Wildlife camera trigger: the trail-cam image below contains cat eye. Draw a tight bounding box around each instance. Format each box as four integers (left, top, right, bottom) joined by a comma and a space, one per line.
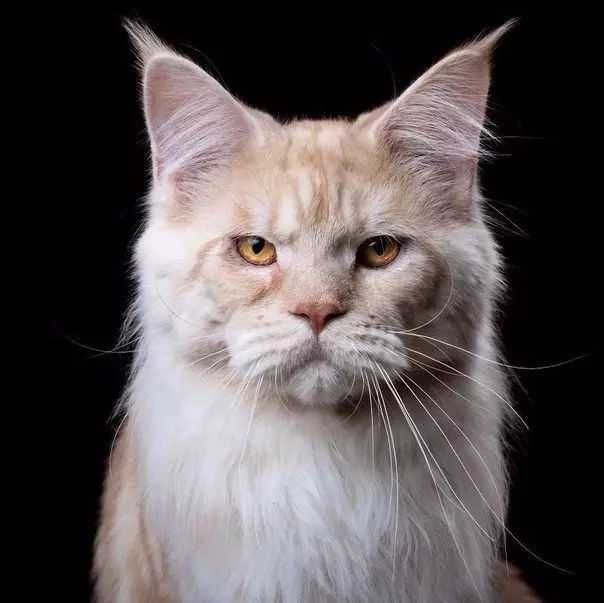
356, 235, 400, 268
236, 236, 277, 266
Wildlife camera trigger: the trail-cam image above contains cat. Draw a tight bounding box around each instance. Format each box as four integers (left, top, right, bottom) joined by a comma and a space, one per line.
94, 21, 540, 602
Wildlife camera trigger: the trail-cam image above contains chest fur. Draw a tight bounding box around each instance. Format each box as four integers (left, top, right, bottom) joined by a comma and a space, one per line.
135, 384, 499, 602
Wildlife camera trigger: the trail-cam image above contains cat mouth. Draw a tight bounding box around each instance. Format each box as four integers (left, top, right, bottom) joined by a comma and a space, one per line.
283, 342, 334, 377
299, 342, 330, 365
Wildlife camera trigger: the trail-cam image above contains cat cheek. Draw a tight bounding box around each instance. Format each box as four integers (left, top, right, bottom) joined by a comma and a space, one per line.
247, 266, 283, 304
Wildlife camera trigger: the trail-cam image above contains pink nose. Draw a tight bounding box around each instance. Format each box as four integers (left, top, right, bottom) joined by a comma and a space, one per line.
290, 302, 345, 335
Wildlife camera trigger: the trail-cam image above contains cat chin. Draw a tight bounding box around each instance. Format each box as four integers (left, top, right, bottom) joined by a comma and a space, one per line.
285, 360, 351, 407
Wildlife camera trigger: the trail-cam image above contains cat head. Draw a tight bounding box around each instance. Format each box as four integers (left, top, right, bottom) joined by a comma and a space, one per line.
127, 22, 510, 407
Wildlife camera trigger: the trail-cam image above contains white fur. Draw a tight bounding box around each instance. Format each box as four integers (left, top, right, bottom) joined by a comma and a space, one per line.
129, 338, 506, 602
123, 205, 509, 602
106, 20, 516, 603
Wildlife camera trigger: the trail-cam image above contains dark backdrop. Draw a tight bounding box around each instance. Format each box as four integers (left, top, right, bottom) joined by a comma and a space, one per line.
63, 7, 597, 602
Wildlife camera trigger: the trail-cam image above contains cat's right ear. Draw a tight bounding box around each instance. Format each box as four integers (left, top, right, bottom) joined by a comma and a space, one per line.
355, 22, 514, 201
124, 21, 263, 195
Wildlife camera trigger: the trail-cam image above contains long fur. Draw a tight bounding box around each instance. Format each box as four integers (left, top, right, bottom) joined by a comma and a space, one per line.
94, 21, 535, 603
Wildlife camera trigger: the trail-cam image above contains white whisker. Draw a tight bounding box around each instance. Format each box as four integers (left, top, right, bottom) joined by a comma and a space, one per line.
403, 255, 455, 334
273, 364, 293, 414
154, 279, 207, 330
194, 352, 231, 379
184, 347, 230, 369
401, 371, 504, 526
481, 196, 528, 238
379, 367, 493, 540
211, 361, 259, 447
364, 369, 376, 481
398, 331, 585, 372
396, 373, 494, 548
239, 372, 264, 548
64, 331, 148, 357
422, 378, 571, 574
401, 370, 573, 575
406, 347, 528, 429
407, 357, 498, 418
369, 364, 399, 588
108, 405, 133, 485
374, 364, 482, 597
341, 369, 366, 423
401, 369, 509, 570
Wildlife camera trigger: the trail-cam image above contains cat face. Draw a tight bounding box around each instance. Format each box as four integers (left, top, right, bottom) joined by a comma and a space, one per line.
130, 24, 503, 407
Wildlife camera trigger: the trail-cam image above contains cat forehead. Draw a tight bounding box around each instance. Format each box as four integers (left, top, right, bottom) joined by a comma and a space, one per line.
235, 120, 397, 241
285, 119, 352, 152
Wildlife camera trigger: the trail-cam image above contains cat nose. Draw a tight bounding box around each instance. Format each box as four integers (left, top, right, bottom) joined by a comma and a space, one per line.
290, 302, 346, 335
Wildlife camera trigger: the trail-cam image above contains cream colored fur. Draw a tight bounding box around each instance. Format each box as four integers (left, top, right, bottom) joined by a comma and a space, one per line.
94, 21, 536, 603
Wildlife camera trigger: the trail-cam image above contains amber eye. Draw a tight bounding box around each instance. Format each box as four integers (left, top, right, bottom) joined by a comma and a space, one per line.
236, 236, 277, 266
356, 235, 400, 268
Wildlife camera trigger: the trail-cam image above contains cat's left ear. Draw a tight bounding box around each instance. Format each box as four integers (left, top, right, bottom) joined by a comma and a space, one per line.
124, 20, 268, 197
359, 22, 514, 198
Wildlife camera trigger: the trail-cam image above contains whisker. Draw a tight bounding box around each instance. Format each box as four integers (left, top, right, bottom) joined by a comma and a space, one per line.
401, 369, 509, 570
108, 404, 134, 486
396, 366, 573, 575
369, 369, 395, 522
194, 353, 231, 379
364, 369, 376, 480
238, 372, 264, 547
404, 255, 456, 334
398, 331, 586, 372
343, 369, 358, 402
374, 364, 481, 596
273, 364, 293, 414
214, 364, 243, 395
404, 336, 455, 364
382, 367, 494, 542
367, 41, 398, 98
341, 369, 366, 423
406, 348, 528, 429
408, 374, 574, 575
154, 279, 206, 330
369, 364, 399, 588
63, 332, 145, 357
184, 347, 230, 369
278, 364, 292, 410
211, 360, 259, 444
406, 358, 498, 418
481, 196, 528, 238
401, 371, 505, 527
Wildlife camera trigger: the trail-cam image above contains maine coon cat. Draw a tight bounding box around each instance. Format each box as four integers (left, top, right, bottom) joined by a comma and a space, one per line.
94, 21, 540, 602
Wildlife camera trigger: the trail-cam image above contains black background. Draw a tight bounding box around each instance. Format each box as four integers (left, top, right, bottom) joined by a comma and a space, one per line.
62, 6, 598, 602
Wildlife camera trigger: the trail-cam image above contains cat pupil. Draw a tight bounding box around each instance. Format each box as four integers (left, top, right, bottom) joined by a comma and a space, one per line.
251, 237, 265, 254
372, 237, 386, 255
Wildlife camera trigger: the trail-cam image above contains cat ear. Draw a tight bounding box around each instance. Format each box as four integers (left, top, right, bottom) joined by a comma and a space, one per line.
363, 22, 514, 196
124, 21, 263, 192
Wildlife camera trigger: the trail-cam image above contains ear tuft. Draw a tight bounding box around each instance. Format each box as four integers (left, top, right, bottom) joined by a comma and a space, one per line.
363, 21, 515, 196
467, 19, 518, 58
123, 20, 261, 194
123, 19, 176, 74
